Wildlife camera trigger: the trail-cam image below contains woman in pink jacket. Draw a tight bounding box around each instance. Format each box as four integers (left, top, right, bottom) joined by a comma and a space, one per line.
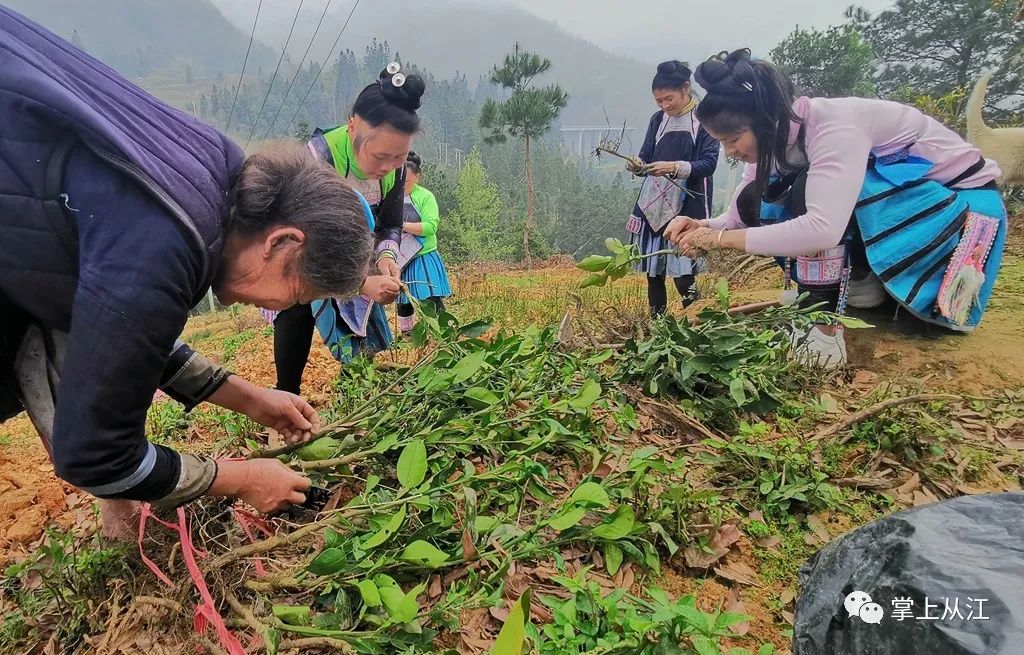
666, 49, 1006, 369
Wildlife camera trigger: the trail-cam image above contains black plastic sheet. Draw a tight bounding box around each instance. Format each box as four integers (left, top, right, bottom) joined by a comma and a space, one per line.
794, 492, 1024, 655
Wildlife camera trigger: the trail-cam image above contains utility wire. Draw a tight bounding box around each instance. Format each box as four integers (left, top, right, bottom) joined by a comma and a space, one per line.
281, 0, 360, 137
245, 0, 307, 148
259, 0, 333, 144
225, 0, 263, 132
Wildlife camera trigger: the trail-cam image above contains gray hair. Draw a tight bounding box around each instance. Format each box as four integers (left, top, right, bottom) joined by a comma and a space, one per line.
231, 144, 372, 297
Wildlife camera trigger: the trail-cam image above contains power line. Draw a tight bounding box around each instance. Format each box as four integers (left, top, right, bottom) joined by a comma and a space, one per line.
245, 0, 307, 148
258, 0, 333, 144
226, 0, 263, 133
282, 0, 360, 137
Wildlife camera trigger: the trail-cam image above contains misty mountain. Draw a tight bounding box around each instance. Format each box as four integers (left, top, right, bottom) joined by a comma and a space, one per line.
3, 0, 274, 79
212, 0, 666, 130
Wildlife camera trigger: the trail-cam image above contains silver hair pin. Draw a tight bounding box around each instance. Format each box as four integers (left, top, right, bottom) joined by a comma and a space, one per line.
742, 82, 753, 92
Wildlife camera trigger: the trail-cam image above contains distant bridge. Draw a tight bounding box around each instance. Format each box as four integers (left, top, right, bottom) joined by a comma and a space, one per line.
434, 124, 639, 172
559, 125, 638, 158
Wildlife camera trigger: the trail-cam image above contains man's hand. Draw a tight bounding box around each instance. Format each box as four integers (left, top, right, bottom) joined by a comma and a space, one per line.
377, 257, 401, 282
208, 459, 311, 513
207, 378, 320, 444
361, 275, 401, 305
663, 216, 707, 245
643, 161, 678, 177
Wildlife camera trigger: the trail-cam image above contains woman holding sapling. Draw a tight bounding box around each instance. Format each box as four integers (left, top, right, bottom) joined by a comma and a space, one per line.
665, 49, 1007, 370
626, 60, 720, 317
267, 63, 426, 384
395, 151, 452, 334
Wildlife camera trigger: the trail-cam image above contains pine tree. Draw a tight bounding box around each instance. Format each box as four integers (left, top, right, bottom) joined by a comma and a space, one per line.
479, 44, 567, 267
848, 0, 1023, 114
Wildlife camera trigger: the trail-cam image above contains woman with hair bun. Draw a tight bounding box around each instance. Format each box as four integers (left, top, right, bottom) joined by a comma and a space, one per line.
269, 64, 427, 387
665, 49, 1006, 369
626, 60, 720, 317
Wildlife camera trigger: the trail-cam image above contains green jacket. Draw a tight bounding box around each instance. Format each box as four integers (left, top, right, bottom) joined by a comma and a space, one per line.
313, 125, 404, 246
407, 185, 440, 255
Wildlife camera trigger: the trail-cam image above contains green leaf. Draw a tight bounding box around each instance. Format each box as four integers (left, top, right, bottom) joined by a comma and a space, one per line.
380, 586, 419, 623
356, 579, 382, 607
464, 386, 500, 409
411, 319, 429, 347
272, 605, 311, 626
647, 588, 673, 607
265, 628, 281, 655
717, 612, 753, 632
489, 589, 531, 655
603, 542, 624, 576
759, 480, 774, 495
835, 315, 875, 329
399, 540, 450, 568
453, 350, 487, 384
570, 379, 602, 411
693, 635, 720, 655
295, 437, 343, 462
674, 603, 715, 631
586, 349, 614, 365
715, 277, 730, 309
729, 377, 748, 407
605, 237, 626, 254
307, 547, 346, 576
397, 440, 427, 490
475, 515, 500, 533
365, 474, 381, 493
607, 263, 630, 281
577, 255, 613, 272
548, 506, 588, 531
570, 481, 611, 508
757, 645, 776, 655
362, 505, 407, 550
459, 320, 492, 338
579, 272, 609, 289
592, 505, 636, 540
323, 526, 343, 549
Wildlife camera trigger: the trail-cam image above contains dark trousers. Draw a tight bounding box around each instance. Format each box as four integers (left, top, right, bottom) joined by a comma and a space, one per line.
272, 303, 315, 395
397, 297, 445, 318
647, 274, 697, 317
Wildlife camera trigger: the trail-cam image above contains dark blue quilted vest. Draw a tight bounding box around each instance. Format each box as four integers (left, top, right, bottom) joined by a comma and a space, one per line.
0, 5, 244, 328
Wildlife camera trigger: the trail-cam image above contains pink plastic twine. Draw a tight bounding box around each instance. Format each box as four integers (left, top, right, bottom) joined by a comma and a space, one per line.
138, 504, 248, 655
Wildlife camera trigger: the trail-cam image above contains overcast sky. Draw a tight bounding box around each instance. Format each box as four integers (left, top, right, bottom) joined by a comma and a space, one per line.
499, 0, 896, 63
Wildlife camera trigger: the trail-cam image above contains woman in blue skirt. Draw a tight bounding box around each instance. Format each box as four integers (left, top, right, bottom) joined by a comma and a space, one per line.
626, 61, 720, 317
397, 151, 453, 333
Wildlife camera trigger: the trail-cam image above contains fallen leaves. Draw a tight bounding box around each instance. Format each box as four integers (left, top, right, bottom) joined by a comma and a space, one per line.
714, 560, 762, 588
804, 515, 832, 546
684, 523, 742, 569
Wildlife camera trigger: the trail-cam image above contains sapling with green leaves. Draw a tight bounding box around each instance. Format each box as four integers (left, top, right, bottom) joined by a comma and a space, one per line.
577, 238, 676, 289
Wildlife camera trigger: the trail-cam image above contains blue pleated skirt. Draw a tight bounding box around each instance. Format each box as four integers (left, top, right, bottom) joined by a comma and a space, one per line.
400, 250, 452, 304
311, 298, 393, 364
